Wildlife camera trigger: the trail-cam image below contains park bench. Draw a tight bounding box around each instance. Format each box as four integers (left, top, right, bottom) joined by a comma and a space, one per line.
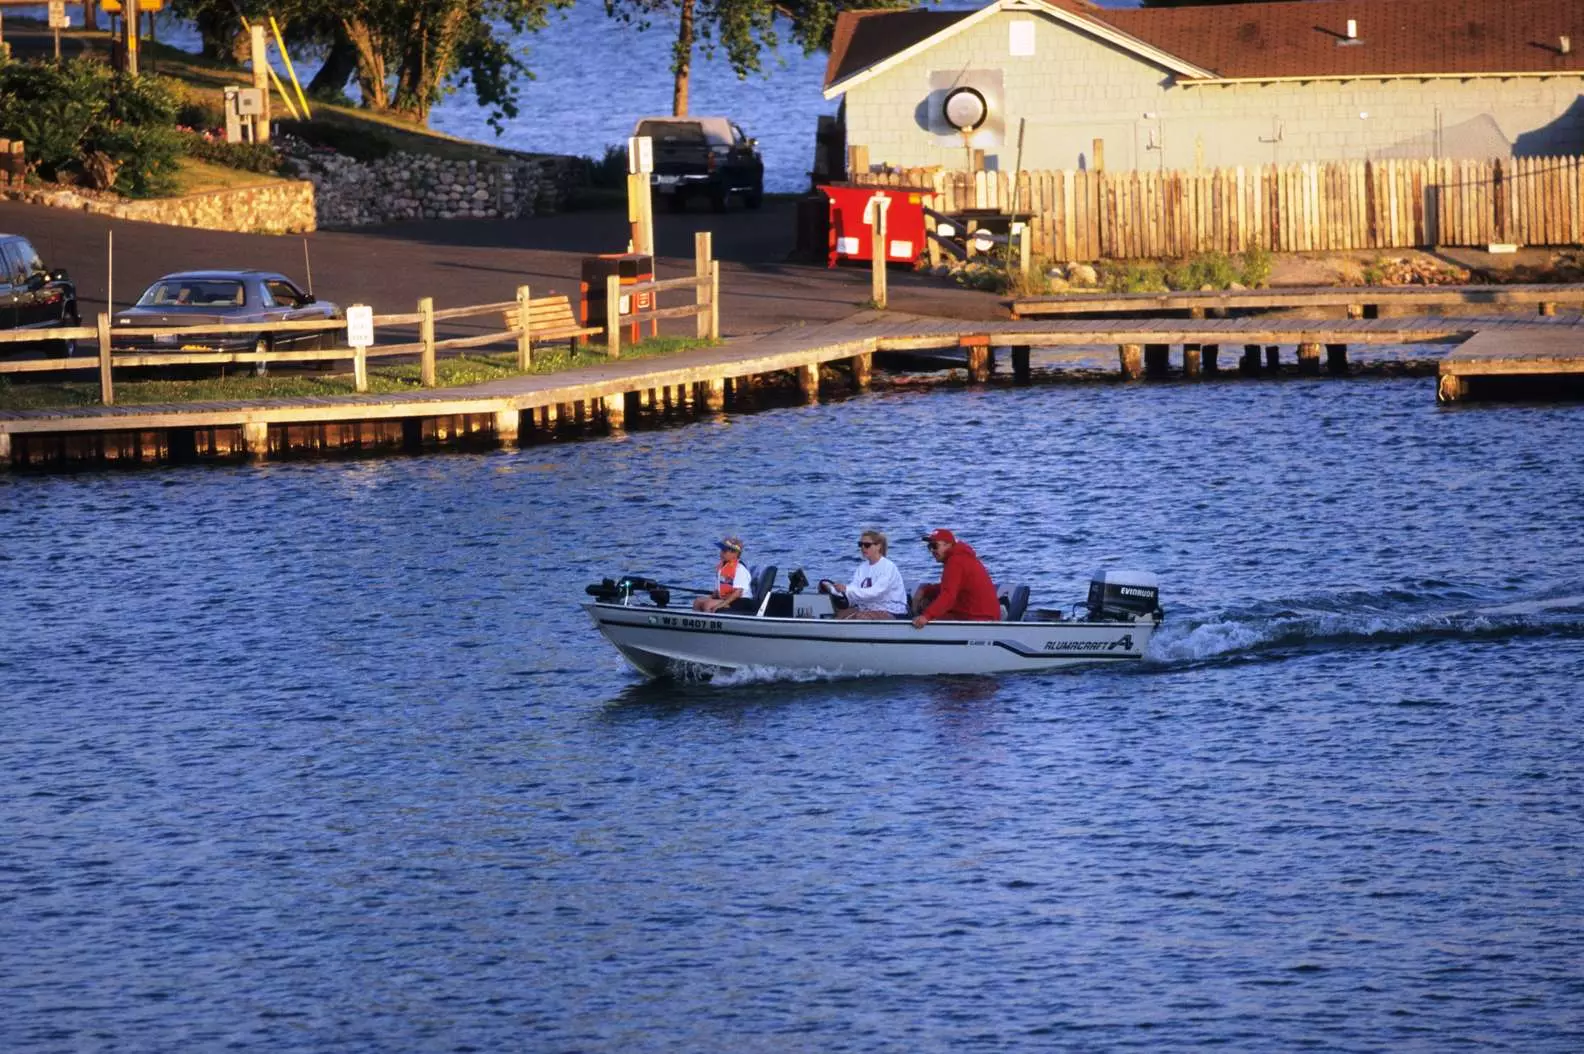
502, 294, 603, 351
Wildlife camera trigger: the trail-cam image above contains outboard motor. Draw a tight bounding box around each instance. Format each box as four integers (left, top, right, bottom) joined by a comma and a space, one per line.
1086, 570, 1162, 622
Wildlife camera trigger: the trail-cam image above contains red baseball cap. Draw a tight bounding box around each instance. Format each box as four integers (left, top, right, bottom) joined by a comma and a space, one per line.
921, 528, 956, 545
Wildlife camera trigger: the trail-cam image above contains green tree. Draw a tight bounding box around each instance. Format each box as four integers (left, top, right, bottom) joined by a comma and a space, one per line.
604, 0, 906, 118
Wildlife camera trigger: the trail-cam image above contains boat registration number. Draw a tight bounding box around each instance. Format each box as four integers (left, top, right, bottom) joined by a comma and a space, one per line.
647, 615, 723, 630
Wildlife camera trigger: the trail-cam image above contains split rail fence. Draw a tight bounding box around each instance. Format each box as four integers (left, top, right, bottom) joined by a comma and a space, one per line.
856, 155, 1584, 262
0, 234, 720, 406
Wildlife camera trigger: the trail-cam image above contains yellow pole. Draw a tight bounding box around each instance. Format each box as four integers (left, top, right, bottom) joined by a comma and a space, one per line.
239, 15, 302, 121
268, 15, 312, 120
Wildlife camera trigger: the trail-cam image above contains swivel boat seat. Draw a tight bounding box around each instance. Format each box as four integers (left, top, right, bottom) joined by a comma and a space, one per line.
998, 584, 1031, 622
751, 565, 778, 615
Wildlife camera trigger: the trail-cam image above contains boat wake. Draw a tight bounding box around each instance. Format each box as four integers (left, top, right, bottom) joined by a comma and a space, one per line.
1149, 582, 1584, 665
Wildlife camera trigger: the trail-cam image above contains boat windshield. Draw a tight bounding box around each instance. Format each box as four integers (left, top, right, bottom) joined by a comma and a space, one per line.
137, 280, 246, 308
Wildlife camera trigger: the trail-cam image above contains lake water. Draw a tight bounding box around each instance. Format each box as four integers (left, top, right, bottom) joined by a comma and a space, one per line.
4, 372, 1584, 1051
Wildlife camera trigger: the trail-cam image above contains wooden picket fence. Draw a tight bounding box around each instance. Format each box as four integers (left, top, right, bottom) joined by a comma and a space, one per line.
856, 156, 1584, 261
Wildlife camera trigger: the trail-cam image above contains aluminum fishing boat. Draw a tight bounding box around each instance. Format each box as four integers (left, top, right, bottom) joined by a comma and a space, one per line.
584, 569, 1162, 679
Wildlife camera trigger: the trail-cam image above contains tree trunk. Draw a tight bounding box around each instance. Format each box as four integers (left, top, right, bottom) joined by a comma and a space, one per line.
671, 0, 694, 117
82, 0, 99, 33
342, 17, 390, 110
308, 37, 360, 99
392, 5, 467, 123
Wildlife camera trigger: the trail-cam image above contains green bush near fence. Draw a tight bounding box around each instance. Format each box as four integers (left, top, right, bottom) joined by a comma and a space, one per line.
0, 58, 185, 198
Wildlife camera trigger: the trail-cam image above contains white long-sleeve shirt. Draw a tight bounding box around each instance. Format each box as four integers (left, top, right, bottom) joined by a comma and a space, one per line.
844, 556, 908, 615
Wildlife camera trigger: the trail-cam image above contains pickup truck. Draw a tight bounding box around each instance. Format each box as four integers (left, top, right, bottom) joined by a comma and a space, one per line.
633, 116, 764, 212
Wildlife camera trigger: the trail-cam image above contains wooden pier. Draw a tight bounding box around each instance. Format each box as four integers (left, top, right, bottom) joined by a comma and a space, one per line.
1010, 283, 1584, 320
4, 311, 1582, 468
1437, 329, 1584, 402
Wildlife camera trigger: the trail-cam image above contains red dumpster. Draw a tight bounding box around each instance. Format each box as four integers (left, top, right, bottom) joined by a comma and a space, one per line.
816, 183, 930, 269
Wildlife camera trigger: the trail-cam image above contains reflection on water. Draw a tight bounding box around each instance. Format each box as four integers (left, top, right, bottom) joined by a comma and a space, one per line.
4, 375, 1584, 1051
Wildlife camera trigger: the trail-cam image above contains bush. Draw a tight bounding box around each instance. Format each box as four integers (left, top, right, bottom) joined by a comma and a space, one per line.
1238, 244, 1273, 288
275, 119, 394, 161
1098, 261, 1167, 293
179, 132, 283, 175
584, 143, 628, 189
1165, 250, 1238, 291
0, 58, 183, 197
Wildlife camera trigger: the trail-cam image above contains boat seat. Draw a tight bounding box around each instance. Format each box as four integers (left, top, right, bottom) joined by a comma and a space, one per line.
998, 583, 1031, 622
750, 565, 777, 614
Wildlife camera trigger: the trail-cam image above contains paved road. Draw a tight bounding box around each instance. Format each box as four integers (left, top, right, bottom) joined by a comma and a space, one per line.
0, 198, 1007, 339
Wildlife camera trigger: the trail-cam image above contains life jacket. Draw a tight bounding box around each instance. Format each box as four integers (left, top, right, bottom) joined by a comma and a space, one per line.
717, 557, 741, 597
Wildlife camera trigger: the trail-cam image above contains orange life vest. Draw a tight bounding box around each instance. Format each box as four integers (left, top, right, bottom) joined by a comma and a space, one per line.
716, 557, 741, 597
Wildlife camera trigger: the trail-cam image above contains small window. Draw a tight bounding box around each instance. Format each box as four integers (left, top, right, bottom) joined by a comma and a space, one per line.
1010, 20, 1036, 57
263, 280, 305, 307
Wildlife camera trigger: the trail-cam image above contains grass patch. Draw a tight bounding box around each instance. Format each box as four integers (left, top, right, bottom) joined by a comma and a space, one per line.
169, 157, 290, 195
0, 337, 714, 411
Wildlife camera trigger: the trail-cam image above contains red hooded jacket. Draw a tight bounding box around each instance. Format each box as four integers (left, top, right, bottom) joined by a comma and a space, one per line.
922, 542, 1001, 622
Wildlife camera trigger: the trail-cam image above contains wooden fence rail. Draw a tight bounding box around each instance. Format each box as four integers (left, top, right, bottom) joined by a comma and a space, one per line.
0, 233, 721, 404
857, 155, 1584, 262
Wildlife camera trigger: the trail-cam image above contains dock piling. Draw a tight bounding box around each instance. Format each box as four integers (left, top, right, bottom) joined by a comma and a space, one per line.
1240, 344, 1261, 375
1326, 343, 1349, 374
1265, 345, 1281, 371
1011, 346, 1031, 384
1297, 342, 1322, 375
1144, 343, 1170, 378
797, 364, 820, 402
419, 298, 436, 387
851, 353, 873, 391
1203, 344, 1220, 374
494, 409, 520, 447
1182, 344, 1202, 378
1119, 344, 1143, 380
242, 421, 269, 459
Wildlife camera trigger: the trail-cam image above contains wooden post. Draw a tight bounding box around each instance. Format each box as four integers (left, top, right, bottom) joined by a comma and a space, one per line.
418, 296, 436, 386
1297, 342, 1322, 375
1144, 343, 1170, 378
1017, 223, 1031, 280
0, 431, 10, 468
494, 409, 520, 447
241, 421, 269, 459
1188, 306, 1206, 320
1203, 344, 1220, 374
797, 364, 819, 402
1182, 343, 1202, 378
846, 144, 869, 178
963, 337, 991, 383
694, 232, 712, 339
626, 171, 653, 256
1011, 346, 1031, 384
1265, 345, 1281, 371
1092, 138, 1105, 172
516, 284, 533, 370
249, 25, 269, 142
1241, 344, 1262, 376
870, 193, 889, 309
1437, 372, 1464, 403
605, 274, 622, 357
96, 313, 113, 405
353, 346, 368, 392
704, 378, 726, 410
1119, 344, 1143, 380
1539, 301, 1557, 317
709, 260, 720, 340
851, 353, 872, 391
1346, 303, 1364, 320
1325, 343, 1349, 374
604, 394, 627, 432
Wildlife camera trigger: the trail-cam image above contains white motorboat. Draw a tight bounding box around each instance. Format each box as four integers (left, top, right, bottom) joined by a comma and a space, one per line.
584, 569, 1163, 679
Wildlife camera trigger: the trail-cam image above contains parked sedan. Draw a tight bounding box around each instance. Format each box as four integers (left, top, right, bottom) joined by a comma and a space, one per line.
0, 232, 80, 354
113, 270, 342, 375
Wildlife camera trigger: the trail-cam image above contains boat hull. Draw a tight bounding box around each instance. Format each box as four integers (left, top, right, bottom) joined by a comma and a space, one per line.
583, 601, 1156, 678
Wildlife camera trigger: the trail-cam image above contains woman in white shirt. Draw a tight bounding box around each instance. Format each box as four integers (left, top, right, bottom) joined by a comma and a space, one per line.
820, 530, 909, 619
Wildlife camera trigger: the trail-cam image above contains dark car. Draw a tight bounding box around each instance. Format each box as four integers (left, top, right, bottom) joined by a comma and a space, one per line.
634, 116, 764, 212
113, 270, 341, 376
0, 233, 80, 353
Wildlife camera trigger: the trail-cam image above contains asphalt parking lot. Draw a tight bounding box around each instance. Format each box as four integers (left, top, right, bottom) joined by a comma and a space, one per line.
0, 197, 1007, 343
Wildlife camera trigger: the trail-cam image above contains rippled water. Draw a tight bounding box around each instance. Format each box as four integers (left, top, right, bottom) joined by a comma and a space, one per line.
5, 374, 1584, 1050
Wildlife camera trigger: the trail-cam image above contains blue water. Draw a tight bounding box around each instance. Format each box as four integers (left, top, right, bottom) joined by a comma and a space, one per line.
4, 372, 1584, 1050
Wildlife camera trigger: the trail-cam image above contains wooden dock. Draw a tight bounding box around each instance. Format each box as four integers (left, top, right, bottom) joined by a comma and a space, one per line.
4, 311, 1582, 468
1009, 283, 1584, 320
1437, 328, 1584, 402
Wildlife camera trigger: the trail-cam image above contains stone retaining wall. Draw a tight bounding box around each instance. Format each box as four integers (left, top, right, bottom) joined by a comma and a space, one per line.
2, 180, 318, 233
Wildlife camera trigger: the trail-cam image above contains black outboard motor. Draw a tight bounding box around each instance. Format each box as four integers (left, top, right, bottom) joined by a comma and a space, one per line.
1086, 570, 1162, 622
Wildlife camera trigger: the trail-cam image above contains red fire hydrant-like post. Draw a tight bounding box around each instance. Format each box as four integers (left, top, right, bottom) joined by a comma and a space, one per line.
865, 192, 891, 310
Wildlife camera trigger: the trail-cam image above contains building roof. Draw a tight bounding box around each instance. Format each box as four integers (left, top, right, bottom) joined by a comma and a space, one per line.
825, 0, 1584, 92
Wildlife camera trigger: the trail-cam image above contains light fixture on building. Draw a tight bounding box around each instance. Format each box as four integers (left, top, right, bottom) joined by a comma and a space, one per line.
943, 86, 990, 133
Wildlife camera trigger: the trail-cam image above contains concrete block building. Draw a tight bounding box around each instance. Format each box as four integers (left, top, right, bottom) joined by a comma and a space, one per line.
824, 0, 1584, 174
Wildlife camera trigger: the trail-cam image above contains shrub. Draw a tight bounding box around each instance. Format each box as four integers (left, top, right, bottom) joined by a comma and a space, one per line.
1238, 243, 1273, 288
1097, 260, 1167, 293
0, 59, 183, 197
1165, 250, 1238, 291
179, 132, 283, 175
275, 119, 394, 161
585, 143, 628, 189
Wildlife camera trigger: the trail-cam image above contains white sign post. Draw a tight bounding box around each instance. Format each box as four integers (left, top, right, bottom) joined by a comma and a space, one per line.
346, 304, 374, 392
48, 0, 69, 60
863, 193, 892, 310
626, 135, 654, 256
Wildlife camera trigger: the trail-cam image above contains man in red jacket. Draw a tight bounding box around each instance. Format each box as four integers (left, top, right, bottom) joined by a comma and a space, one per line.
911, 528, 1001, 628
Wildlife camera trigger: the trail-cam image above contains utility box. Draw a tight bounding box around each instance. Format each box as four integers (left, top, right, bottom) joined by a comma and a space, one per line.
581, 254, 654, 343
223, 86, 266, 144
815, 183, 929, 268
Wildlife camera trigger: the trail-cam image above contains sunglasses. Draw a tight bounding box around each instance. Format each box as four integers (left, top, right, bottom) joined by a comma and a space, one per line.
858, 541, 878, 549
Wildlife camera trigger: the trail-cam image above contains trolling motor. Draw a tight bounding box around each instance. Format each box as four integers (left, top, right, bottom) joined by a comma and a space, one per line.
787, 568, 809, 594
584, 575, 673, 607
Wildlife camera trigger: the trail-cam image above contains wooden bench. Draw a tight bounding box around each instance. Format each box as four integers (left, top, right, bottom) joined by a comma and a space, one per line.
502, 294, 603, 350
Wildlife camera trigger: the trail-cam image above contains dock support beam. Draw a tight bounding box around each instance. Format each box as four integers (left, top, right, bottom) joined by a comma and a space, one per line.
495, 409, 520, 447
797, 364, 820, 402
1011, 346, 1031, 384
1144, 343, 1170, 378
1297, 342, 1322, 375
1119, 344, 1143, 380
1325, 343, 1349, 375
1202, 344, 1220, 375
1, 431, 13, 468
604, 395, 626, 432
1182, 343, 1202, 378
1241, 344, 1262, 375
242, 421, 269, 460
961, 335, 991, 383
851, 353, 872, 391
1265, 345, 1281, 371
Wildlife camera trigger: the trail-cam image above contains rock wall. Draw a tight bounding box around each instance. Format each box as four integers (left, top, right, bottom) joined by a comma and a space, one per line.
280, 141, 584, 228
2, 181, 318, 234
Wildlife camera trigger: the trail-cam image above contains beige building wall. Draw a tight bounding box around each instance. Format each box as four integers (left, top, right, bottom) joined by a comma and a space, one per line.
841, 11, 1584, 174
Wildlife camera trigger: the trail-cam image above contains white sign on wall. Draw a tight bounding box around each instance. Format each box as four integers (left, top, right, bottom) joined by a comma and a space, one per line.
1009, 21, 1035, 57
48, 0, 71, 28
628, 136, 653, 175
346, 305, 374, 348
